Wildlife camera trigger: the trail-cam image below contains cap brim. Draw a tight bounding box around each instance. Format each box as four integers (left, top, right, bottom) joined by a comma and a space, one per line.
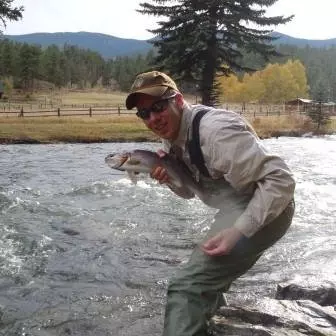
126, 86, 168, 110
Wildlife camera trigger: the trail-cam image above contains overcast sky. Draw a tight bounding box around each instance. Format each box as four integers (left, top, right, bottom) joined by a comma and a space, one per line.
4, 0, 336, 40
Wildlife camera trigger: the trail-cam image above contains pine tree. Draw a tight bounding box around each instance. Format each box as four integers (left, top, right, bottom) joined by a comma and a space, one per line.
18, 43, 41, 89
0, 0, 24, 33
138, 0, 293, 106
307, 83, 331, 132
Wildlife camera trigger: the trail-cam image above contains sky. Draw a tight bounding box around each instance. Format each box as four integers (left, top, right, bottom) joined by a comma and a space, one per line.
3, 0, 336, 41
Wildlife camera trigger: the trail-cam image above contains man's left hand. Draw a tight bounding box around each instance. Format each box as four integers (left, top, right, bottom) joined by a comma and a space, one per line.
201, 227, 243, 256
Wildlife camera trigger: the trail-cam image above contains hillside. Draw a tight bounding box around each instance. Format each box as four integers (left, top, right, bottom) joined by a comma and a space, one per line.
3, 31, 336, 59
3, 31, 153, 58
272, 32, 336, 48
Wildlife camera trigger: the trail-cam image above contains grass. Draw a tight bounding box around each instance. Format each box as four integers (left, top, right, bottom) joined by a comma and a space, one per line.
0, 89, 128, 111
250, 115, 336, 138
58, 90, 128, 106
0, 114, 334, 144
0, 90, 335, 143
0, 115, 158, 143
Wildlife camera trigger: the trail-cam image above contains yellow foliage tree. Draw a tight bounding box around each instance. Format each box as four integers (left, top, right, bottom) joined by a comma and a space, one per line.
260, 63, 299, 103
240, 73, 266, 103
285, 59, 309, 98
217, 59, 309, 103
217, 74, 243, 103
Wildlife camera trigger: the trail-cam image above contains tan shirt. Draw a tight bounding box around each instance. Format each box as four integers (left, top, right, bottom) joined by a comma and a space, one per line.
162, 103, 295, 238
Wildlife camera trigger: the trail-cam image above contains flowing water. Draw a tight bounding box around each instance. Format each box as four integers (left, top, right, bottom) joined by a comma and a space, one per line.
0, 136, 335, 336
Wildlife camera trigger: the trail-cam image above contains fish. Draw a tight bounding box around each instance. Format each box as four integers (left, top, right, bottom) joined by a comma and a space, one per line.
105, 149, 204, 199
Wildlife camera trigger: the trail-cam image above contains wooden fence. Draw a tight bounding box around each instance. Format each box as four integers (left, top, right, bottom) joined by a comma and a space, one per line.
0, 102, 334, 118
0, 105, 131, 118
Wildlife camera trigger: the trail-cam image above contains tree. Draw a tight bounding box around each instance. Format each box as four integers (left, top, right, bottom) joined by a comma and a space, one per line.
138, 0, 293, 106
261, 63, 298, 103
217, 59, 309, 104
0, 0, 24, 33
307, 83, 331, 131
285, 59, 309, 97
40, 45, 64, 87
18, 43, 41, 89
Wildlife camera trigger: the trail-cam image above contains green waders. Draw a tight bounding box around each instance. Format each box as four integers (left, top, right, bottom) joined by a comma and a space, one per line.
163, 200, 295, 336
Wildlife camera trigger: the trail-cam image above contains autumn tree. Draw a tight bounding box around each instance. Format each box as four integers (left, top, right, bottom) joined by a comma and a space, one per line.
240, 72, 266, 103
217, 59, 309, 103
285, 59, 309, 97
0, 0, 24, 34
260, 63, 297, 103
138, 0, 293, 106
218, 74, 242, 103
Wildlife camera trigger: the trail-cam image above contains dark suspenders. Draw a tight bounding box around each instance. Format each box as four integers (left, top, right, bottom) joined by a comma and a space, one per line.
188, 110, 210, 178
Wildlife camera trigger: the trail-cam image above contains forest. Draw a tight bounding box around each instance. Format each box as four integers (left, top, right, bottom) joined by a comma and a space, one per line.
0, 38, 335, 103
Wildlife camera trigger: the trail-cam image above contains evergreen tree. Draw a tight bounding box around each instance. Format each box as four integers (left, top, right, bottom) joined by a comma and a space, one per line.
138, 0, 293, 106
18, 43, 41, 89
40, 45, 63, 87
0, 39, 15, 76
307, 83, 331, 131
0, 0, 24, 33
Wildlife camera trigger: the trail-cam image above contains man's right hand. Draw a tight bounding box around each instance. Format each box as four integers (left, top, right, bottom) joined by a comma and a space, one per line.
150, 150, 170, 184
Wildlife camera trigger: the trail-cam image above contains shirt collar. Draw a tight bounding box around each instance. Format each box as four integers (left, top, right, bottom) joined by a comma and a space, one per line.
171, 102, 194, 150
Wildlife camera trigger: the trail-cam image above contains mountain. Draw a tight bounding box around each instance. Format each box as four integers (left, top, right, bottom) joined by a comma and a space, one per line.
271, 32, 336, 48
3, 31, 336, 59
2, 31, 153, 58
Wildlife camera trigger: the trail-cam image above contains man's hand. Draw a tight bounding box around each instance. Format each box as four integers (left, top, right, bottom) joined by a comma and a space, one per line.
150, 149, 169, 184
201, 227, 244, 256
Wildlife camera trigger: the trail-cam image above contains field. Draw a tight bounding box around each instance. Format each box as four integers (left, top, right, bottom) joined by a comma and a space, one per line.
0, 90, 335, 143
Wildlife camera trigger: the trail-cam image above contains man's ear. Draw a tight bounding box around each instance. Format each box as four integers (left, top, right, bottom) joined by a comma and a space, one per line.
175, 93, 184, 108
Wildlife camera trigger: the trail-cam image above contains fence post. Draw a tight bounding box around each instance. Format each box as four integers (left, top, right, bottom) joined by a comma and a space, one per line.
19, 107, 24, 117
89, 107, 92, 117
57, 107, 60, 117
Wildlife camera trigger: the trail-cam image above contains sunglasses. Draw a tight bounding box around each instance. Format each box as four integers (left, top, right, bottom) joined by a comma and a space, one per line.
136, 98, 173, 120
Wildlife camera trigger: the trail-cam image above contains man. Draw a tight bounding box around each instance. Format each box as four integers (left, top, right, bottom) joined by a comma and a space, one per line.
125, 71, 295, 336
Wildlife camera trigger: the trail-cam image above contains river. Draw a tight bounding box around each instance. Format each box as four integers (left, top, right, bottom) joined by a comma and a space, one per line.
0, 136, 335, 336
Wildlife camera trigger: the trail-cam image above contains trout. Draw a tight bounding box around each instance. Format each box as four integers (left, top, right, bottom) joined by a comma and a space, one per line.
105, 149, 204, 199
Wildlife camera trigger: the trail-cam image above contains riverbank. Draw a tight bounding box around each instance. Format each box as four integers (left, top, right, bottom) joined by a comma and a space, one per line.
0, 114, 335, 144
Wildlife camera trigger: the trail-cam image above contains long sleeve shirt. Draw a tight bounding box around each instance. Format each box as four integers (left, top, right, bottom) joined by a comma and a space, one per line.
162, 103, 295, 238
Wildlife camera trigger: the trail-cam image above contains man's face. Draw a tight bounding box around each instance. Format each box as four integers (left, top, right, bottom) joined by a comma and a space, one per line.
136, 94, 182, 141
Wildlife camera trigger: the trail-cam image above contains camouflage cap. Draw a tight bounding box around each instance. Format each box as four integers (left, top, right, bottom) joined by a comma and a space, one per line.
125, 71, 179, 109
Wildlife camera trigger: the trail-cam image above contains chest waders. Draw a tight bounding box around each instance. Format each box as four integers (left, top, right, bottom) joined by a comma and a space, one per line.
163, 110, 295, 336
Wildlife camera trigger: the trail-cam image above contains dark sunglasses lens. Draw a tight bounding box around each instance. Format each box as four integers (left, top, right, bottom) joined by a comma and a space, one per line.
136, 109, 150, 120
151, 100, 168, 113
136, 99, 169, 120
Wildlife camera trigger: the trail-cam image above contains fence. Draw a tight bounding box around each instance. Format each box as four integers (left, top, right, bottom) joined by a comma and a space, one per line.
0, 105, 131, 118
0, 102, 334, 118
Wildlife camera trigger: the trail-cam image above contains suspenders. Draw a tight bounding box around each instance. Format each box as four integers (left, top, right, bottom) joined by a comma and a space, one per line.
187, 110, 210, 178
169, 109, 210, 178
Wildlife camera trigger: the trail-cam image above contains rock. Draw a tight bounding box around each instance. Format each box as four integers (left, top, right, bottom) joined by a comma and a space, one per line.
62, 228, 80, 236
276, 281, 336, 307
209, 298, 336, 336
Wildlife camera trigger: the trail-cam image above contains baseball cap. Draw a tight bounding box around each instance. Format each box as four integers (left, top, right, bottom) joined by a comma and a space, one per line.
125, 71, 179, 110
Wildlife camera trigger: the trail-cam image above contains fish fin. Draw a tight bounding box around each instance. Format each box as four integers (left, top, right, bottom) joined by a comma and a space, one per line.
127, 171, 138, 184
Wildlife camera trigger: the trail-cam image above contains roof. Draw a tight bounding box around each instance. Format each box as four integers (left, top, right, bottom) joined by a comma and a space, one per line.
286, 98, 314, 104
